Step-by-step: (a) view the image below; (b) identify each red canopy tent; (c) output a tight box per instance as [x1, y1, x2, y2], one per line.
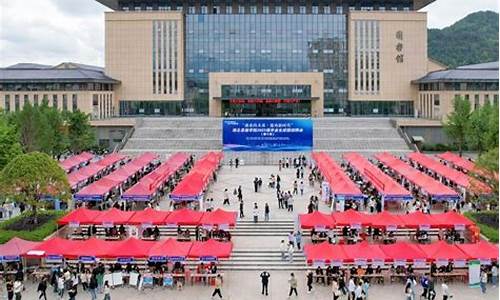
[91, 208, 135, 225]
[188, 239, 233, 260]
[408, 152, 491, 195]
[343, 241, 387, 263]
[63, 238, 110, 259]
[105, 237, 156, 259]
[299, 211, 335, 229]
[366, 211, 404, 229]
[431, 211, 475, 229]
[374, 152, 459, 202]
[148, 238, 193, 260]
[332, 209, 371, 227]
[457, 241, 499, 262]
[200, 209, 237, 227]
[436, 152, 478, 173]
[343, 152, 412, 201]
[399, 211, 441, 229]
[60, 152, 94, 173]
[68, 153, 128, 189]
[380, 242, 427, 263]
[165, 208, 205, 225]
[24, 237, 78, 257]
[57, 207, 102, 225]
[418, 241, 470, 262]
[303, 242, 349, 264]
[127, 208, 170, 225]
[0, 237, 41, 261]
[122, 153, 190, 201]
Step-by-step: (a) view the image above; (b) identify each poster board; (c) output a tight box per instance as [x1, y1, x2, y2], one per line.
[468, 260, 481, 288]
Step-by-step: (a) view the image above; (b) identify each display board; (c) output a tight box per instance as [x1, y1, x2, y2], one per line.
[223, 118, 313, 151]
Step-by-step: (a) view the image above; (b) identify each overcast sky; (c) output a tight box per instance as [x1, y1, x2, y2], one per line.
[0, 0, 498, 67]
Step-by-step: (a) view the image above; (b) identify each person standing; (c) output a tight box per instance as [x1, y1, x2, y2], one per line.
[293, 181, 298, 195]
[88, 274, 98, 300]
[347, 278, 356, 300]
[103, 281, 111, 300]
[288, 244, 294, 263]
[68, 283, 77, 300]
[13, 279, 22, 300]
[229, 159, 233, 169]
[492, 263, 498, 286]
[264, 203, 270, 221]
[6, 278, 14, 300]
[211, 274, 223, 299]
[294, 231, 302, 250]
[254, 177, 259, 193]
[223, 189, 230, 205]
[362, 280, 369, 299]
[288, 232, 295, 247]
[441, 282, 450, 300]
[235, 157, 239, 168]
[287, 194, 294, 212]
[354, 281, 363, 300]
[480, 269, 488, 294]
[280, 240, 287, 260]
[306, 270, 313, 294]
[279, 159, 282, 171]
[239, 199, 244, 218]
[237, 185, 243, 202]
[37, 277, 47, 300]
[57, 275, 65, 299]
[299, 181, 304, 196]
[332, 278, 340, 300]
[260, 271, 271, 296]
[288, 273, 298, 298]
[253, 203, 259, 223]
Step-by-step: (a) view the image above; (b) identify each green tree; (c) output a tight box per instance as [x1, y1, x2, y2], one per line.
[0, 114, 23, 170]
[0, 152, 70, 223]
[443, 96, 471, 156]
[484, 104, 499, 150]
[67, 110, 96, 153]
[13, 102, 40, 153]
[476, 147, 499, 200]
[39, 105, 68, 158]
[466, 103, 493, 154]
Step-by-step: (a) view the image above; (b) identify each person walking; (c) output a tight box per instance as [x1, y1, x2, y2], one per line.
[306, 270, 313, 294]
[354, 281, 363, 300]
[480, 269, 488, 294]
[235, 157, 239, 168]
[347, 278, 356, 300]
[287, 194, 294, 212]
[239, 199, 244, 218]
[293, 181, 298, 195]
[300, 181, 304, 196]
[287, 244, 294, 263]
[103, 281, 111, 300]
[211, 274, 223, 299]
[254, 177, 259, 193]
[223, 189, 230, 205]
[428, 279, 436, 300]
[260, 271, 270, 296]
[294, 231, 302, 250]
[253, 203, 259, 223]
[229, 159, 233, 169]
[57, 275, 65, 299]
[264, 203, 270, 221]
[492, 263, 498, 286]
[288, 273, 298, 298]
[68, 283, 77, 300]
[441, 282, 451, 300]
[280, 240, 287, 260]
[237, 185, 243, 202]
[362, 280, 369, 299]
[420, 275, 430, 299]
[37, 277, 47, 300]
[13, 279, 22, 300]
[88, 274, 97, 300]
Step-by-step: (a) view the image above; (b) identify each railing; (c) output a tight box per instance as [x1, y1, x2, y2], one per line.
[113, 118, 142, 153]
[397, 126, 419, 152]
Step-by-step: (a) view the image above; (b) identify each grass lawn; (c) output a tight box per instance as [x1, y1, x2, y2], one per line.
[0, 210, 65, 244]
[464, 211, 499, 243]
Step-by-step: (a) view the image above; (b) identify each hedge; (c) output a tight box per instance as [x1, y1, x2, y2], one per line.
[464, 211, 499, 243]
[0, 210, 65, 244]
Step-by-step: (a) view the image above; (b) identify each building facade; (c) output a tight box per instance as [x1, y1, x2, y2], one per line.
[0, 63, 118, 119]
[97, 0, 438, 117]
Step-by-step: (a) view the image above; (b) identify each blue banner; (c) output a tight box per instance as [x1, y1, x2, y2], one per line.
[223, 118, 313, 151]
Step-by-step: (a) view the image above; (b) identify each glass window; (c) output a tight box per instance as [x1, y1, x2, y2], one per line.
[324, 6, 331, 14]
[188, 6, 195, 13]
[201, 6, 207, 14]
[213, 6, 219, 14]
[494, 94, 498, 105]
[225, 6, 232, 14]
[62, 94, 68, 111]
[287, 6, 294, 14]
[238, 5, 245, 14]
[336, 6, 343, 14]
[312, 6, 318, 14]
[4, 95, 10, 112]
[484, 94, 490, 106]
[433, 94, 440, 106]
[263, 6, 269, 14]
[52, 94, 58, 109]
[250, 6, 257, 14]
[72, 94, 78, 111]
[33, 94, 38, 106]
[14, 95, 19, 111]
[24, 94, 29, 105]
[299, 6, 306, 14]
[378, 6, 386, 11]
[275, 6, 282, 14]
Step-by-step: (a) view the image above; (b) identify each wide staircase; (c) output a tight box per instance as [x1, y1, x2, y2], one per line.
[121, 117, 411, 163]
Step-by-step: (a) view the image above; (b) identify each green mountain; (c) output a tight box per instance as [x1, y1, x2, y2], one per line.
[428, 10, 499, 68]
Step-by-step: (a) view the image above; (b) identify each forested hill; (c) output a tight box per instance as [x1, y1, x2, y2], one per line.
[428, 10, 499, 68]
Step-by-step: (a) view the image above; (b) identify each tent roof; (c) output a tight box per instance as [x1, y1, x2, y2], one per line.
[188, 239, 233, 259]
[375, 152, 459, 201]
[299, 211, 335, 229]
[105, 237, 156, 258]
[408, 152, 491, 194]
[366, 211, 404, 228]
[127, 208, 170, 225]
[68, 153, 127, 188]
[63, 237, 110, 259]
[332, 209, 370, 227]
[60, 152, 94, 172]
[457, 241, 499, 261]
[418, 241, 470, 261]
[165, 208, 204, 225]
[200, 209, 237, 226]
[436, 152, 477, 172]
[343, 152, 411, 200]
[399, 211, 441, 228]
[0, 237, 41, 258]
[380, 242, 427, 262]
[431, 211, 475, 228]
[57, 207, 102, 225]
[148, 238, 193, 258]
[304, 241, 349, 263]
[25, 237, 77, 257]
[343, 241, 387, 262]
[91, 208, 135, 224]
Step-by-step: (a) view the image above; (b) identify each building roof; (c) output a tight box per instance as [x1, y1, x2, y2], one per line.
[413, 61, 499, 84]
[0, 62, 118, 84]
[96, 0, 435, 11]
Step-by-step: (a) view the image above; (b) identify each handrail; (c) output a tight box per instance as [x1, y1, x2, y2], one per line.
[113, 119, 141, 153]
[397, 126, 420, 152]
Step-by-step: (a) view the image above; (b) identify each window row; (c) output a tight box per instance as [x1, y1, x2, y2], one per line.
[3, 94, 78, 112]
[0, 82, 114, 92]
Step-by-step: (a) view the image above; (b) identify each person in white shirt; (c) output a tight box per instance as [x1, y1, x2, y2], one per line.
[13, 280, 23, 299]
[279, 240, 287, 260]
[492, 263, 498, 286]
[354, 282, 363, 300]
[287, 244, 294, 262]
[441, 282, 450, 300]
[348, 278, 356, 300]
[480, 270, 488, 294]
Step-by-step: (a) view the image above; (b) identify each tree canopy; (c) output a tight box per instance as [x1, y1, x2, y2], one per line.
[0, 115, 22, 170]
[443, 96, 471, 155]
[0, 152, 70, 222]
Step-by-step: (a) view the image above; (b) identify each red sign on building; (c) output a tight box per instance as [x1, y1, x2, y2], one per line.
[229, 98, 301, 104]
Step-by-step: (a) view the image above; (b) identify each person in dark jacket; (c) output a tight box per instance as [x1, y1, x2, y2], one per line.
[37, 277, 47, 300]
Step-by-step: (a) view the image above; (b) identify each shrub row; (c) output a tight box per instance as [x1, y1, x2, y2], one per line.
[464, 211, 499, 243]
[0, 210, 65, 244]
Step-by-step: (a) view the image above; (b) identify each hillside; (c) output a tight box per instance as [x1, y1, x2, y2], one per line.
[428, 10, 499, 68]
